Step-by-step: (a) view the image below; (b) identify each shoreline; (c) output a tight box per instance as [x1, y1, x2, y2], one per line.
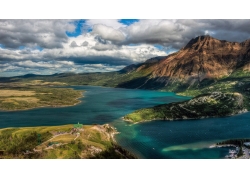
[209, 144, 238, 148]
[0, 91, 84, 112]
[123, 109, 249, 124]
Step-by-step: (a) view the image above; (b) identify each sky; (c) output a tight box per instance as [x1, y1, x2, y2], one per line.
[1, 19, 250, 77]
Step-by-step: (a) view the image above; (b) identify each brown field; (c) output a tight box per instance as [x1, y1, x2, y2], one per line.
[0, 90, 36, 97]
[26, 80, 67, 86]
[2, 97, 39, 103]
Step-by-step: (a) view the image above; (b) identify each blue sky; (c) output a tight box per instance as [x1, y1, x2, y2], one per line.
[66, 19, 139, 37]
[66, 20, 87, 37]
[1, 19, 250, 77]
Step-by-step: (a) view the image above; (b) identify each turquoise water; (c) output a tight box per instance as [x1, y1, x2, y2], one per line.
[1, 85, 250, 158]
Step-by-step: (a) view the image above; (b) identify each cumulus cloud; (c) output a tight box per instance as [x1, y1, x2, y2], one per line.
[85, 19, 125, 29]
[0, 20, 75, 49]
[70, 41, 79, 48]
[91, 42, 118, 51]
[91, 24, 125, 43]
[81, 41, 89, 46]
[0, 59, 126, 77]
[13, 60, 74, 69]
[1, 19, 250, 77]
[88, 19, 250, 49]
[0, 30, 167, 76]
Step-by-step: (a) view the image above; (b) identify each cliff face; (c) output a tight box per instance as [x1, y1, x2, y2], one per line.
[129, 35, 250, 84]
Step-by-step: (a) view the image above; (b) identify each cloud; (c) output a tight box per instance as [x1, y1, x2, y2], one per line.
[85, 19, 125, 29]
[70, 41, 79, 48]
[81, 41, 89, 46]
[88, 19, 250, 49]
[91, 24, 125, 43]
[0, 59, 126, 77]
[13, 60, 74, 69]
[91, 42, 118, 51]
[1, 19, 250, 77]
[0, 20, 75, 49]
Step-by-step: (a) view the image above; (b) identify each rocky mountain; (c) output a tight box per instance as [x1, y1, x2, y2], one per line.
[118, 35, 250, 89]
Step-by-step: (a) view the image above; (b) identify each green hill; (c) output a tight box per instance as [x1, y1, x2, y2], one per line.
[0, 124, 136, 159]
[124, 92, 247, 123]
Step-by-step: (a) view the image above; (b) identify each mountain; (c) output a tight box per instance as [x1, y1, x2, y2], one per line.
[117, 35, 250, 90]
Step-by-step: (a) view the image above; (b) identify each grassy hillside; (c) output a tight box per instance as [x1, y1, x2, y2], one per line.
[0, 124, 136, 159]
[124, 92, 247, 123]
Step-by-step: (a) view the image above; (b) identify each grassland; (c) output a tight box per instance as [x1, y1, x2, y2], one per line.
[0, 124, 136, 159]
[0, 80, 83, 111]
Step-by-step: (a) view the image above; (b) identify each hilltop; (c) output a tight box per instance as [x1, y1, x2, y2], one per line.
[0, 124, 136, 159]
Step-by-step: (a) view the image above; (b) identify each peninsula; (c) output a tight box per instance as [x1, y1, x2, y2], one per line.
[0, 123, 136, 159]
[124, 92, 247, 123]
[0, 80, 83, 111]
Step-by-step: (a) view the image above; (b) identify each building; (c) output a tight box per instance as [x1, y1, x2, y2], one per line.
[74, 122, 83, 129]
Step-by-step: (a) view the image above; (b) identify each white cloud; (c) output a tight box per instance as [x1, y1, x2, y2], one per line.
[81, 41, 89, 46]
[70, 41, 79, 48]
[0, 20, 75, 49]
[92, 42, 118, 51]
[91, 24, 125, 43]
[13, 60, 75, 69]
[85, 19, 125, 29]
[1, 19, 250, 76]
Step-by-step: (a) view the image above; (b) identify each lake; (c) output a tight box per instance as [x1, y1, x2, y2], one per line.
[1, 85, 250, 158]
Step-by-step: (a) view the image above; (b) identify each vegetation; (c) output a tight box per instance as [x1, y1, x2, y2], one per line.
[124, 92, 247, 123]
[216, 139, 250, 147]
[216, 138, 250, 158]
[0, 81, 83, 111]
[90, 143, 137, 159]
[0, 129, 52, 158]
[0, 124, 136, 159]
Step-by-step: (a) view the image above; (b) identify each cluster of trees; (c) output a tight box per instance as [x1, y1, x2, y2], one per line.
[126, 92, 244, 122]
[217, 139, 250, 146]
[35, 88, 82, 106]
[0, 129, 52, 158]
[90, 143, 137, 159]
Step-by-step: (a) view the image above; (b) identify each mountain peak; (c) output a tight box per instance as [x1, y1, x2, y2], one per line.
[184, 35, 215, 50]
[148, 35, 249, 81]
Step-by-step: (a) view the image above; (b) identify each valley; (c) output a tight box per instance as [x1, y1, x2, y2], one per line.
[3, 35, 250, 121]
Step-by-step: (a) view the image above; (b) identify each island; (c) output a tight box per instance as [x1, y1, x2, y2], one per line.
[0, 123, 136, 159]
[124, 92, 247, 123]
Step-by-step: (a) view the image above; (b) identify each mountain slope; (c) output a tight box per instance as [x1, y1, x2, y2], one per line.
[117, 35, 250, 90]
